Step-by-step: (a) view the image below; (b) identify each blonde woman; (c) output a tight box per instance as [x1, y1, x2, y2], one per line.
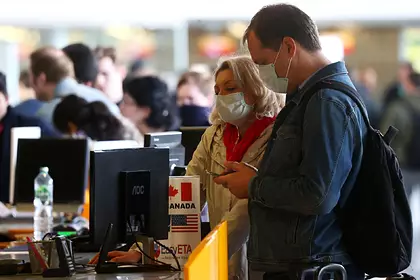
[89, 55, 285, 279]
[187, 55, 285, 280]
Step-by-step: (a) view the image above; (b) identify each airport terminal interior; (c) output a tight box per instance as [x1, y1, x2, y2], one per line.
[0, 0, 419, 279]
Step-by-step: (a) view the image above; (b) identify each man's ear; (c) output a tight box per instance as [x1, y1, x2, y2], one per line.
[38, 72, 47, 85]
[283, 37, 297, 57]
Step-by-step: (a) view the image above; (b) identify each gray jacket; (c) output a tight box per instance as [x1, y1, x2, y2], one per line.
[37, 77, 120, 123]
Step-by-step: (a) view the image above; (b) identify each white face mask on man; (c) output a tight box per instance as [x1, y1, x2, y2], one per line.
[258, 44, 293, 93]
[215, 92, 253, 125]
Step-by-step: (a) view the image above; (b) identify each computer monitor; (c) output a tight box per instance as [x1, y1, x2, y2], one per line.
[180, 126, 207, 165]
[13, 139, 89, 204]
[89, 148, 169, 247]
[144, 132, 185, 174]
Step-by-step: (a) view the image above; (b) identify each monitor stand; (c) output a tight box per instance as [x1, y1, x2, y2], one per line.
[136, 235, 155, 265]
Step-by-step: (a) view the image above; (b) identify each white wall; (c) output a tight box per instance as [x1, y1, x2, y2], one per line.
[0, 40, 19, 105]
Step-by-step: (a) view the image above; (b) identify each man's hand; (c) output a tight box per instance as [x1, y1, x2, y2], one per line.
[213, 161, 257, 199]
[88, 250, 142, 264]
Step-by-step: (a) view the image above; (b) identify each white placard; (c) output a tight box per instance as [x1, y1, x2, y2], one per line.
[155, 176, 201, 268]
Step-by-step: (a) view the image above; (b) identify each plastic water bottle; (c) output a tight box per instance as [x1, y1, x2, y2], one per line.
[33, 167, 53, 241]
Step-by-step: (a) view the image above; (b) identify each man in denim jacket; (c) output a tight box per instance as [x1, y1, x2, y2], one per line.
[215, 4, 367, 280]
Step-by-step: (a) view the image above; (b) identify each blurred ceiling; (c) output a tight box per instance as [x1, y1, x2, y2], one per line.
[0, 0, 420, 27]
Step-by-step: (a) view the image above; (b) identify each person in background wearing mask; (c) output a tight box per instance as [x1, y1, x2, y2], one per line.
[215, 4, 367, 280]
[89, 56, 285, 280]
[176, 71, 214, 127]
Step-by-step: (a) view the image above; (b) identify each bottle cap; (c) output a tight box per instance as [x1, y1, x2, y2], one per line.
[40, 167, 49, 173]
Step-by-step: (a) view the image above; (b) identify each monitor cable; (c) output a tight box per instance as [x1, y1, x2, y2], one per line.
[153, 238, 181, 271]
[126, 220, 180, 271]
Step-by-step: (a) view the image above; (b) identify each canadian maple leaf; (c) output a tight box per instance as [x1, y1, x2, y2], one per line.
[168, 185, 178, 198]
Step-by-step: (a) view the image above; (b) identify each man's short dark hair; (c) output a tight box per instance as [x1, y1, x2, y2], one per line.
[0, 71, 7, 97]
[30, 47, 73, 83]
[62, 43, 98, 84]
[243, 4, 321, 52]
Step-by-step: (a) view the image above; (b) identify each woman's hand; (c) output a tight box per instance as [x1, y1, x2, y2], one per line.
[88, 250, 142, 264]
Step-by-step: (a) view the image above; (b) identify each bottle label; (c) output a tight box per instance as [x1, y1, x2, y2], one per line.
[35, 185, 51, 203]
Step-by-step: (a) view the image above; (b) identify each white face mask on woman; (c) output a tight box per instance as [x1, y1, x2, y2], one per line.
[215, 92, 253, 125]
[258, 44, 293, 94]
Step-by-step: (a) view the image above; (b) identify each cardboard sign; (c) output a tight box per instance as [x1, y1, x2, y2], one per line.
[156, 176, 201, 267]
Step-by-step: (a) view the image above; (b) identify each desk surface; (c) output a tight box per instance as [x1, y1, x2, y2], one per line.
[0, 272, 183, 279]
[0, 252, 183, 279]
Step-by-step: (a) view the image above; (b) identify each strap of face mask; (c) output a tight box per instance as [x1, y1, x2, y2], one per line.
[285, 57, 293, 78]
[273, 43, 293, 78]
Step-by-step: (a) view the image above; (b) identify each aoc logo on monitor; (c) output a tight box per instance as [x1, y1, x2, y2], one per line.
[168, 182, 196, 209]
[132, 185, 145, 196]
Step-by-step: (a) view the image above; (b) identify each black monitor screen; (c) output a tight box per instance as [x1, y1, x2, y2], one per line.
[14, 139, 89, 204]
[180, 126, 207, 165]
[90, 148, 169, 246]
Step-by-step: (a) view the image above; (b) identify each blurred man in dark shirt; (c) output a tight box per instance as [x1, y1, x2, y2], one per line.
[0, 72, 57, 202]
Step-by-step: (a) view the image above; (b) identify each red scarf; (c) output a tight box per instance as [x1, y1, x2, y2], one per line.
[223, 117, 276, 162]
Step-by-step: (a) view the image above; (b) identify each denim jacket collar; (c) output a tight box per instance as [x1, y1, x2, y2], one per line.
[290, 61, 348, 105]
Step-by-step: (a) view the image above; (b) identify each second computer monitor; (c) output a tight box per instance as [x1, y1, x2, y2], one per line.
[14, 138, 89, 205]
[144, 131, 185, 174]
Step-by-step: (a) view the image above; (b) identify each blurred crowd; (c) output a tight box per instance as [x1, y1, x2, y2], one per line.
[350, 62, 420, 175]
[2, 42, 419, 177]
[0, 3, 420, 278]
[4, 43, 218, 143]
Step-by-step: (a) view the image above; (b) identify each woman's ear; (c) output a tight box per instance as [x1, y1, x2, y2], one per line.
[140, 106, 152, 120]
[243, 89, 256, 107]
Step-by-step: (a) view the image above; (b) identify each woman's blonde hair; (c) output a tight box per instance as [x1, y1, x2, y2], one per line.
[209, 55, 285, 125]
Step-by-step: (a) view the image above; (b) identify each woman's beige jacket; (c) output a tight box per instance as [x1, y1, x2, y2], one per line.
[186, 123, 273, 280]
